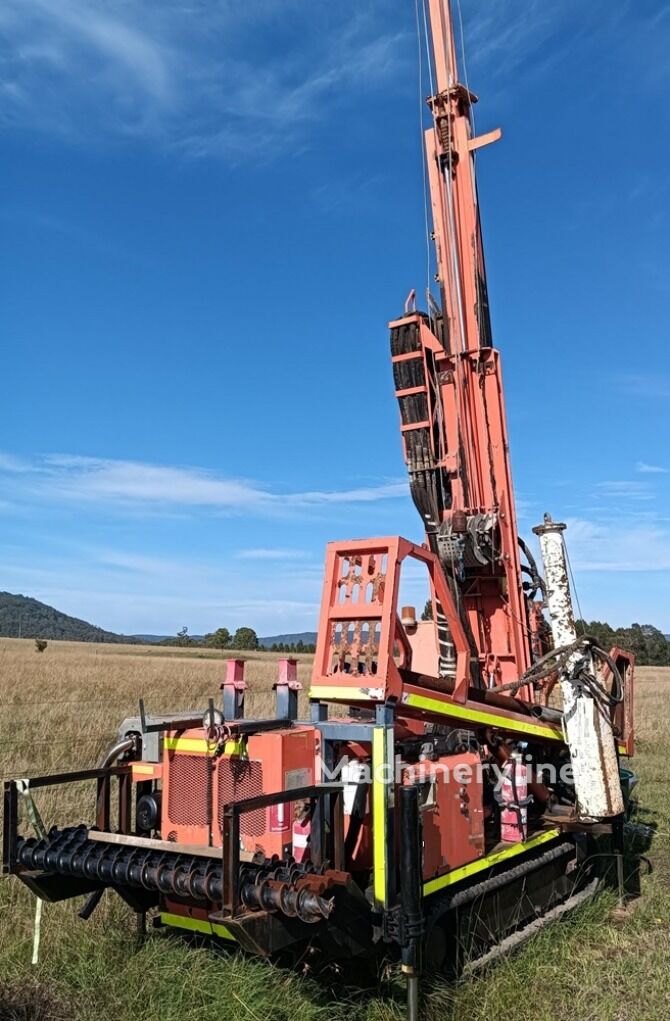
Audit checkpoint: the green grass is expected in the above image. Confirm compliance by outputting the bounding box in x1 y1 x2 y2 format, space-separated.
2 661 669 1020
3 872 670 1021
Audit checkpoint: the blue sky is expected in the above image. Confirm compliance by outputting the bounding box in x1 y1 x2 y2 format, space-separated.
1 0 669 637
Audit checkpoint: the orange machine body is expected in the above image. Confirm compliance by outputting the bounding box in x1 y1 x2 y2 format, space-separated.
161 725 317 857
403 752 484 879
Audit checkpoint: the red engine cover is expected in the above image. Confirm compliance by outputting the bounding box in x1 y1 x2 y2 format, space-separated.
161 726 316 859
403 751 484 879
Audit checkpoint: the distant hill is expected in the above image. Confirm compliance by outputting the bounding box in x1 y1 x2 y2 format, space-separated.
128 634 169 643
0 592 128 643
258 632 317 648
0 593 317 649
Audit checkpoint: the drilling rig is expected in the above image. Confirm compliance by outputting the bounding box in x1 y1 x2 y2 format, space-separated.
3 3 635 1017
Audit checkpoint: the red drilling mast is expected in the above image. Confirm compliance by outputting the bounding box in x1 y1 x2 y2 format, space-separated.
390 0 533 690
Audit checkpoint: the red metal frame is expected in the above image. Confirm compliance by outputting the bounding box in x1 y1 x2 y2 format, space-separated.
604 647 635 757
311 536 562 745
312 536 471 700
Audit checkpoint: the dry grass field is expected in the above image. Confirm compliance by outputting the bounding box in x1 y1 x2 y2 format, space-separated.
1 638 669 1021
0 638 312 781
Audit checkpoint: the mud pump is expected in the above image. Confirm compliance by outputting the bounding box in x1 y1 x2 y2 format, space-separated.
3 2 636 1017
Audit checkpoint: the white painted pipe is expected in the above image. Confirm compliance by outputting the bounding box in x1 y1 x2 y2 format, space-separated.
533 515 623 820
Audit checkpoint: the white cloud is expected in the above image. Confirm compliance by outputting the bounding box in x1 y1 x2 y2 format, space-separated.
457 0 630 91
565 516 670 573
0 0 406 159
636 461 668 474
42 454 267 508
235 548 309 561
594 480 653 501
460 0 566 79
618 374 670 399
0 452 31 472
288 482 407 506
0 539 323 635
0 451 408 516
92 549 176 575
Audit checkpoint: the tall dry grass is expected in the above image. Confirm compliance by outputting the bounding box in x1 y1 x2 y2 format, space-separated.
0 637 313 779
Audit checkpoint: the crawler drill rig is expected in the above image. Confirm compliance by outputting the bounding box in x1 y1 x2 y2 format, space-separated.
3 2 635 1017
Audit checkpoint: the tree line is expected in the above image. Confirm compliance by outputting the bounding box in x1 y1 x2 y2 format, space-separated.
268 640 316 654
164 627 316 654
574 621 670 667
167 626 260 650
424 599 669 667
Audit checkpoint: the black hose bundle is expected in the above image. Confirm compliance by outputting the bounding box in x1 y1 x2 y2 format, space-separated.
494 635 624 723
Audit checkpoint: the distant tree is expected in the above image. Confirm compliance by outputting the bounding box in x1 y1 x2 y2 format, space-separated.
176 626 193 647
574 619 670 668
575 620 616 648
34 639 47 653
231 627 259 651
618 623 648 662
421 599 433 621
205 627 231 650
643 625 670 666
295 640 305 653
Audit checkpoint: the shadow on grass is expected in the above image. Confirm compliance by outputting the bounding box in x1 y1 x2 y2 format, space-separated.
167 928 407 1016
0 980 73 1021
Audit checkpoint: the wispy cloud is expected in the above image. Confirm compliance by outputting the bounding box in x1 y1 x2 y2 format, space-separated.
235 548 309 561
564 515 670 573
594 480 654 501
0 452 30 472
618 374 670 399
0 538 324 635
0 450 408 516
636 461 668 474
458 0 629 88
461 0 567 79
91 549 177 575
0 0 406 160
0 207 141 263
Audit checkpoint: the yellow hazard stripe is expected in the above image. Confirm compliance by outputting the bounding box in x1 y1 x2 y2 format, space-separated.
405 692 563 742
224 739 245 756
164 736 245 756
309 685 374 702
372 727 390 909
423 828 562 897
163 736 218 754
310 687 563 743
160 911 235 941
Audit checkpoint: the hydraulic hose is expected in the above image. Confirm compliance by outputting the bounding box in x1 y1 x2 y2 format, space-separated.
99 736 136 769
